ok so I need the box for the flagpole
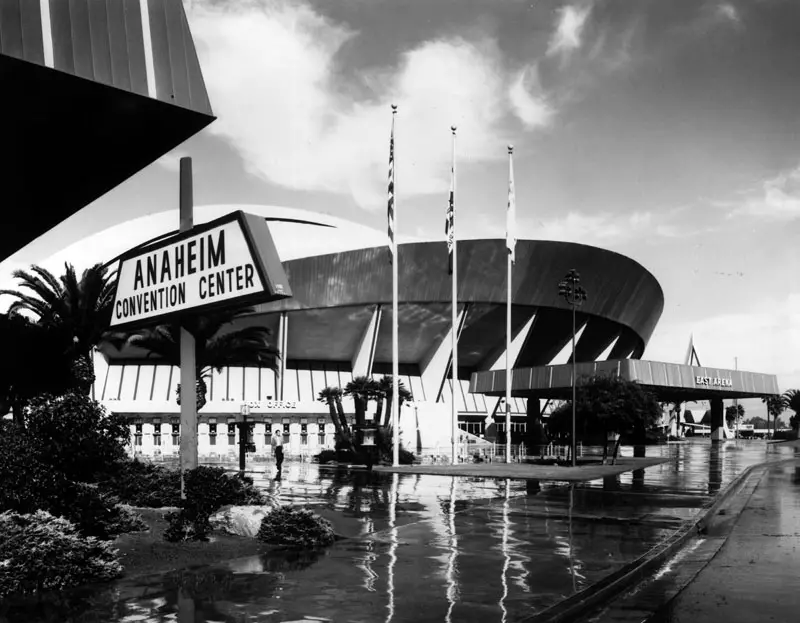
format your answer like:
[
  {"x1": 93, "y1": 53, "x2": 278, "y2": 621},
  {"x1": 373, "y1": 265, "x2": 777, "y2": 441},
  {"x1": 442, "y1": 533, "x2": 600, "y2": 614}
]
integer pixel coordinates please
[
  {"x1": 450, "y1": 126, "x2": 458, "y2": 466},
  {"x1": 505, "y1": 146, "x2": 515, "y2": 464},
  {"x1": 391, "y1": 105, "x2": 400, "y2": 467}
]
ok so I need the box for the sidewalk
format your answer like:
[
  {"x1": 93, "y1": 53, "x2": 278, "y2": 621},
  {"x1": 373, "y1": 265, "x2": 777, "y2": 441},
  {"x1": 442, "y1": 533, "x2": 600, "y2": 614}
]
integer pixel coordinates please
[{"x1": 647, "y1": 458, "x2": 800, "y2": 622}]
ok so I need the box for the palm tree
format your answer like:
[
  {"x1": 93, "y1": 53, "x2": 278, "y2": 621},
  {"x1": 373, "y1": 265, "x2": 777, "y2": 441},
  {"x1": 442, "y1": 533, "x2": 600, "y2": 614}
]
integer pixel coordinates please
[
  {"x1": 108, "y1": 307, "x2": 278, "y2": 409},
  {"x1": 0, "y1": 263, "x2": 115, "y2": 394},
  {"x1": 318, "y1": 387, "x2": 353, "y2": 447},
  {"x1": 781, "y1": 389, "x2": 800, "y2": 438},
  {"x1": 0, "y1": 314, "x2": 74, "y2": 426},
  {"x1": 761, "y1": 395, "x2": 785, "y2": 439},
  {"x1": 376, "y1": 376, "x2": 413, "y2": 427},
  {"x1": 344, "y1": 376, "x2": 379, "y2": 443}
]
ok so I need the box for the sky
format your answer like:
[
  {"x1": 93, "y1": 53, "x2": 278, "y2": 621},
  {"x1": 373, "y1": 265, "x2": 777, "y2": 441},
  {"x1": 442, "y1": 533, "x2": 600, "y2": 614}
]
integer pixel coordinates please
[{"x1": 3, "y1": 0, "x2": 800, "y2": 419}]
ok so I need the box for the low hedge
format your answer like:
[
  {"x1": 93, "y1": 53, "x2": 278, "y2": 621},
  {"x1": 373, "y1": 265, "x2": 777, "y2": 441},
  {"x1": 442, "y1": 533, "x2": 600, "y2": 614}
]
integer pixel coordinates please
[
  {"x1": 0, "y1": 510, "x2": 122, "y2": 598},
  {"x1": 257, "y1": 507, "x2": 335, "y2": 549}
]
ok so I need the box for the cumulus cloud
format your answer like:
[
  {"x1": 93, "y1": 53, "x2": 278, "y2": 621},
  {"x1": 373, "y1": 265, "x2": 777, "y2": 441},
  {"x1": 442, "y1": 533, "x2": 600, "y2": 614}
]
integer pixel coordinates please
[
  {"x1": 186, "y1": 0, "x2": 543, "y2": 210},
  {"x1": 547, "y1": 4, "x2": 593, "y2": 58},
  {"x1": 726, "y1": 164, "x2": 800, "y2": 220}
]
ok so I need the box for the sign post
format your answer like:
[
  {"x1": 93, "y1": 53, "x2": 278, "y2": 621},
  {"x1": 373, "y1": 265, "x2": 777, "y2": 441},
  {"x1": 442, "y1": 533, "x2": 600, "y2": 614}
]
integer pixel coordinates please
[
  {"x1": 239, "y1": 403, "x2": 250, "y2": 476},
  {"x1": 179, "y1": 158, "x2": 197, "y2": 499},
  {"x1": 109, "y1": 161, "x2": 293, "y2": 498}
]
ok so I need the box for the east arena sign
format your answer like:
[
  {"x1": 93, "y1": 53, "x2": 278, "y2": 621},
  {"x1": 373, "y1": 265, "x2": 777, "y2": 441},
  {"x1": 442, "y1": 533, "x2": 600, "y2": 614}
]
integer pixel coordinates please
[{"x1": 109, "y1": 211, "x2": 292, "y2": 329}]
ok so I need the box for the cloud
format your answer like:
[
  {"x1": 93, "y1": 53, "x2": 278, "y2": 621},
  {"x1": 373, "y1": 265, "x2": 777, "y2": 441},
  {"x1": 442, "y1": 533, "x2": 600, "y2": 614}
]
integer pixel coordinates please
[
  {"x1": 547, "y1": 4, "x2": 593, "y2": 58},
  {"x1": 724, "y1": 164, "x2": 800, "y2": 221},
  {"x1": 529, "y1": 210, "x2": 684, "y2": 244},
  {"x1": 509, "y1": 66, "x2": 555, "y2": 129},
  {"x1": 186, "y1": 0, "x2": 548, "y2": 210},
  {"x1": 154, "y1": 148, "x2": 191, "y2": 172},
  {"x1": 645, "y1": 294, "x2": 800, "y2": 393},
  {"x1": 716, "y1": 3, "x2": 741, "y2": 25}
]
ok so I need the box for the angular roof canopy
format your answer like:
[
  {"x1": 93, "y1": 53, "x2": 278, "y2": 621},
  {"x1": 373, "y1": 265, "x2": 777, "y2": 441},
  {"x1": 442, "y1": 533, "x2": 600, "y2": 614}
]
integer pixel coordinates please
[
  {"x1": 470, "y1": 359, "x2": 781, "y2": 401},
  {"x1": 0, "y1": 0, "x2": 214, "y2": 260}
]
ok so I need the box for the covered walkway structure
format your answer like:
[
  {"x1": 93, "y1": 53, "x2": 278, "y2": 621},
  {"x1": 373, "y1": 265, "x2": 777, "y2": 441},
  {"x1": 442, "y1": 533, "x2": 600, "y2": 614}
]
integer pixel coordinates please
[{"x1": 470, "y1": 359, "x2": 781, "y2": 442}]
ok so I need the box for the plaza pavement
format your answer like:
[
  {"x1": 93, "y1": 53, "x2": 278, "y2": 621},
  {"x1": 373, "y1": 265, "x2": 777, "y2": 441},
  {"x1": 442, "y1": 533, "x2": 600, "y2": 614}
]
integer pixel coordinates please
[{"x1": 373, "y1": 456, "x2": 669, "y2": 481}]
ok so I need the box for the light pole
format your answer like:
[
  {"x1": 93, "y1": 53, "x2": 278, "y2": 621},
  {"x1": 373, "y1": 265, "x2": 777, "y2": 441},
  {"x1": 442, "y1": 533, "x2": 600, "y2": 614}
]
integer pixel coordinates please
[{"x1": 558, "y1": 269, "x2": 587, "y2": 467}]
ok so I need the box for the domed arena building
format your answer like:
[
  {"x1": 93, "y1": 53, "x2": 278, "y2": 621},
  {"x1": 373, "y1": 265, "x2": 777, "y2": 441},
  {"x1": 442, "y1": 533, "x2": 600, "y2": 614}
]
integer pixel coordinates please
[{"x1": 41, "y1": 204, "x2": 669, "y2": 460}]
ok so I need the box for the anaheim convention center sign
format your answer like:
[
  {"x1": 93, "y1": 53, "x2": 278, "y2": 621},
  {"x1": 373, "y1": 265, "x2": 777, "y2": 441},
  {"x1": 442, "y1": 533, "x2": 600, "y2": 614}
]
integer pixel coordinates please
[{"x1": 110, "y1": 211, "x2": 292, "y2": 329}]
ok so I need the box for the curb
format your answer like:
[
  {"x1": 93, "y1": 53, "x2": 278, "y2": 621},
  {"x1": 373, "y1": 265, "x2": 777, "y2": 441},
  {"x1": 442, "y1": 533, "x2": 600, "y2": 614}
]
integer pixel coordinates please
[{"x1": 518, "y1": 457, "x2": 798, "y2": 623}]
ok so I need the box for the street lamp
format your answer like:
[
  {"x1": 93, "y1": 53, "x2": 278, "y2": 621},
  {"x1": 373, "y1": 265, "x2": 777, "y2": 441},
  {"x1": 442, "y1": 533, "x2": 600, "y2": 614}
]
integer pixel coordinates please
[{"x1": 558, "y1": 269, "x2": 588, "y2": 467}]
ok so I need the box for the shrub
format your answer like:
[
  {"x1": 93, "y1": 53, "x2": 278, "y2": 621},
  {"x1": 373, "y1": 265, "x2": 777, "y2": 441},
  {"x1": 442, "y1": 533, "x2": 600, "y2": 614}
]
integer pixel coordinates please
[
  {"x1": 164, "y1": 509, "x2": 212, "y2": 542},
  {"x1": 0, "y1": 429, "x2": 142, "y2": 539},
  {"x1": 375, "y1": 427, "x2": 416, "y2": 465},
  {"x1": 24, "y1": 391, "x2": 130, "y2": 483},
  {"x1": 0, "y1": 510, "x2": 121, "y2": 598},
  {"x1": 100, "y1": 459, "x2": 181, "y2": 508},
  {"x1": 163, "y1": 466, "x2": 267, "y2": 542},
  {"x1": 315, "y1": 449, "x2": 337, "y2": 463},
  {"x1": 257, "y1": 507, "x2": 335, "y2": 549}
]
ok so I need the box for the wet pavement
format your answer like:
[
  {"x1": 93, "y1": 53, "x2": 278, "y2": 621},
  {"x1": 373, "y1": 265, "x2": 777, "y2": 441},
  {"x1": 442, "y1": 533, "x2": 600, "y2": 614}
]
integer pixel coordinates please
[
  {"x1": 2, "y1": 440, "x2": 798, "y2": 623},
  {"x1": 645, "y1": 458, "x2": 800, "y2": 623}
]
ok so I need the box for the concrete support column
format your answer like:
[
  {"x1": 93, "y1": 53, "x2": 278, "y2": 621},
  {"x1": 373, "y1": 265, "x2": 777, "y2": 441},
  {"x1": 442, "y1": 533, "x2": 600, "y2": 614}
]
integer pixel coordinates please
[
  {"x1": 710, "y1": 397, "x2": 725, "y2": 442},
  {"x1": 277, "y1": 312, "x2": 288, "y2": 400}
]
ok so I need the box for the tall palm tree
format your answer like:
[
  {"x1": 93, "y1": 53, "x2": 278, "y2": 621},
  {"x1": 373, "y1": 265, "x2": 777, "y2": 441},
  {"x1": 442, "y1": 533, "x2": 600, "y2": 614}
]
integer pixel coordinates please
[
  {"x1": 761, "y1": 395, "x2": 785, "y2": 439},
  {"x1": 108, "y1": 307, "x2": 278, "y2": 410},
  {"x1": 0, "y1": 263, "x2": 115, "y2": 394},
  {"x1": 317, "y1": 387, "x2": 352, "y2": 447}
]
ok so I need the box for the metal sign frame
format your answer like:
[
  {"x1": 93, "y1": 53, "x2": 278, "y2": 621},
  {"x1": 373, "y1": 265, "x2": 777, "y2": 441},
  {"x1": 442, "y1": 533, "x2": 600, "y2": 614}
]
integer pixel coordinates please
[{"x1": 109, "y1": 210, "x2": 292, "y2": 331}]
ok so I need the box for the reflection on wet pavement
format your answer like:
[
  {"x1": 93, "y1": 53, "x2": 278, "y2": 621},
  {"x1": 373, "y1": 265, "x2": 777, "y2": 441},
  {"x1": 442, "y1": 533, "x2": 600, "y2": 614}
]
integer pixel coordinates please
[{"x1": 2, "y1": 440, "x2": 796, "y2": 623}]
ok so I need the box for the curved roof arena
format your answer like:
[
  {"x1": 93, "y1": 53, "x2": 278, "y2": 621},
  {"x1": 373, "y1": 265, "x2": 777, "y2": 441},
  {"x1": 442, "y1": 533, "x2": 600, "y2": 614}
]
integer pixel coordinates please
[{"x1": 102, "y1": 236, "x2": 664, "y2": 372}]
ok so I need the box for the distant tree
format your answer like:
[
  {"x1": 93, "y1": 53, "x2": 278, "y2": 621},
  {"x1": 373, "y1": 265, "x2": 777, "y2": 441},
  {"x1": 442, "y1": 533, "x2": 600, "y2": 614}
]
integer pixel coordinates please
[
  {"x1": 725, "y1": 404, "x2": 745, "y2": 429},
  {"x1": 743, "y1": 416, "x2": 769, "y2": 429},
  {"x1": 547, "y1": 375, "x2": 661, "y2": 464},
  {"x1": 761, "y1": 396, "x2": 785, "y2": 438}
]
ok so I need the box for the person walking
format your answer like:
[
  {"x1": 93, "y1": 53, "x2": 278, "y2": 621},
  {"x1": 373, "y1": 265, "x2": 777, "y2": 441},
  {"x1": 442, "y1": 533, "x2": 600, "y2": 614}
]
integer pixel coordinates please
[{"x1": 271, "y1": 428, "x2": 284, "y2": 478}]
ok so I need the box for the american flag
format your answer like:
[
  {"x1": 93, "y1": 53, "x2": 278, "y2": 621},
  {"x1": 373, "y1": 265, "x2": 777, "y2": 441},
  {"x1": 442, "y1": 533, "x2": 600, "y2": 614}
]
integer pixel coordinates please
[
  {"x1": 506, "y1": 146, "x2": 516, "y2": 263},
  {"x1": 387, "y1": 110, "x2": 396, "y2": 264},
  {"x1": 445, "y1": 162, "x2": 455, "y2": 275}
]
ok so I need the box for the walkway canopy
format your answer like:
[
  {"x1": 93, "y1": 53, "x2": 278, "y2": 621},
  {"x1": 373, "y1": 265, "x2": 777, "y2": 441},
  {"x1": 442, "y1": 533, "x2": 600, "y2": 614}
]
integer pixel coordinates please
[
  {"x1": 0, "y1": 0, "x2": 214, "y2": 261},
  {"x1": 470, "y1": 359, "x2": 780, "y2": 403}
]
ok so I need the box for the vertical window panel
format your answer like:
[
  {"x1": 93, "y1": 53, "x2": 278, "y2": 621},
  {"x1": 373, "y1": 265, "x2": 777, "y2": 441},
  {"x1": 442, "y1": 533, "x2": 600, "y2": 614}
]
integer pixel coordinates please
[
  {"x1": 296, "y1": 366, "x2": 313, "y2": 402},
  {"x1": 409, "y1": 375, "x2": 426, "y2": 402},
  {"x1": 260, "y1": 367, "x2": 277, "y2": 400},
  {"x1": 210, "y1": 367, "x2": 227, "y2": 402},
  {"x1": 118, "y1": 365, "x2": 139, "y2": 401},
  {"x1": 136, "y1": 365, "x2": 156, "y2": 401},
  {"x1": 243, "y1": 367, "x2": 260, "y2": 402},
  {"x1": 150, "y1": 365, "x2": 172, "y2": 401},
  {"x1": 310, "y1": 363, "x2": 326, "y2": 397},
  {"x1": 283, "y1": 369, "x2": 299, "y2": 402},
  {"x1": 103, "y1": 365, "x2": 123, "y2": 401},
  {"x1": 227, "y1": 367, "x2": 244, "y2": 403}
]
